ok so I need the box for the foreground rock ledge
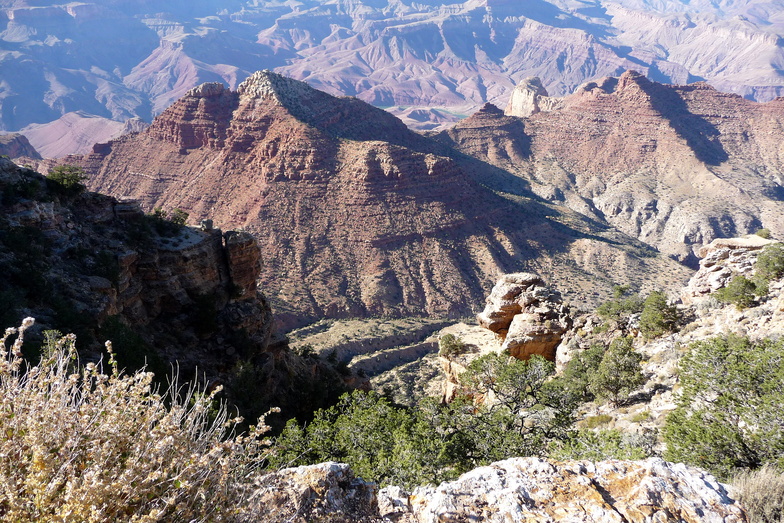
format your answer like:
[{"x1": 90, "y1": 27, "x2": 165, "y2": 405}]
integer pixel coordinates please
[{"x1": 251, "y1": 457, "x2": 745, "y2": 522}]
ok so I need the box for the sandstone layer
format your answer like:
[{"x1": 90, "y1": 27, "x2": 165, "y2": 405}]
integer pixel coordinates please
[
  {"x1": 71, "y1": 72, "x2": 688, "y2": 324},
  {"x1": 441, "y1": 71, "x2": 784, "y2": 266}
]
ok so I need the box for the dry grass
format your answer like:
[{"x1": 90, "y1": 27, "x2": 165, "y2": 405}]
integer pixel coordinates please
[
  {"x1": 733, "y1": 464, "x2": 784, "y2": 523},
  {"x1": 0, "y1": 319, "x2": 274, "y2": 522}
]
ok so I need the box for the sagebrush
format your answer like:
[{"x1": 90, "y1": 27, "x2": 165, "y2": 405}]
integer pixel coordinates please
[
  {"x1": 0, "y1": 318, "x2": 274, "y2": 522},
  {"x1": 733, "y1": 465, "x2": 784, "y2": 523}
]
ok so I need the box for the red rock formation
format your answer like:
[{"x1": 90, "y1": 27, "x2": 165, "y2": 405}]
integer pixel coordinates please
[
  {"x1": 443, "y1": 71, "x2": 784, "y2": 265},
  {"x1": 72, "y1": 72, "x2": 689, "y2": 324}
]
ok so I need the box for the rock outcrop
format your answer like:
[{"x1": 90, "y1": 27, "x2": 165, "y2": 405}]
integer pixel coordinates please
[
  {"x1": 1, "y1": 156, "x2": 367, "y2": 427},
  {"x1": 0, "y1": 133, "x2": 41, "y2": 161},
  {"x1": 396, "y1": 457, "x2": 746, "y2": 523},
  {"x1": 477, "y1": 273, "x2": 571, "y2": 361},
  {"x1": 249, "y1": 458, "x2": 747, "y2": 522},
  {"x1": 504, "y1": 77, "x2": 564, "y2": 118},
  {"x1": 246, "y1": 462, "x2": 378, "y2": 523},
  {"x1": 69, "y1": 72, "x2": 688, "y2": 324},
  {"x1": 683, "y1": 235, "x2": 778, "y2": 302},
  {"x1": 0, "y1": 157, "x2": 272, "y2": 373},
  {"x1": 442, "y1": 70, "x2": 784, "y2": 266}
]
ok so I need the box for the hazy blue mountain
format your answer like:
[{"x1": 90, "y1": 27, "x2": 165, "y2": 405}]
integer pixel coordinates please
[{"x1": 2, "y1": 0, "x2": 783, "y2": 155}]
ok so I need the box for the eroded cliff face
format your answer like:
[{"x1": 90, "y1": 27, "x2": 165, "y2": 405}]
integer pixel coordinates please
[
  {"x1": 71, "y1": 71, "x2": 690, "y2": 325},
  {"x1": 442, "y1": 71, "x2": 784, "y2": 266},
  {"x1": 0, "y1": 157, "x2": 272, "y2": 374},
  {"x1": 0, "y1": 133, "x2": 42, "y2": 161}
]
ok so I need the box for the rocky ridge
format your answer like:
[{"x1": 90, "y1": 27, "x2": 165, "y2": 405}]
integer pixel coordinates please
[
  {"x1": 69, "y1": 71, "x2": 689, "y2": 325},
  {"x1": 441, "y1": 71, "x2": 784, "y2": 266},
  {"x1": 249, "y1": 457, "x2": 746, "y2": 522}
]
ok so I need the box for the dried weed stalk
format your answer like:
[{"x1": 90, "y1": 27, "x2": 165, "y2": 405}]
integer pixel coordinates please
[{"x1": 0, "y1": 318, "x2": 275, "y2": 522}]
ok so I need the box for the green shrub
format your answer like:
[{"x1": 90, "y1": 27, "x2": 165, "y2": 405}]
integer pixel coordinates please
[
  {"x1": 170, "y1": 208, "x2": 189, "y2": 226},
  {"x1": 714, "y1": 275, "x2": 759, "y2": 309},
  {"x1": 663, "y1": 335, "x2": 784, "y2": 479},
  {"x1": 149, "y1": 207, "x2": 187, "y2": 237},
  {"x1": 438, "y1": 333, "x2": 466, "y2": 357},
  {"x1": 551, "y1": 428, "x2": 654, "y2": 461},
  {"x1": 561, "y1": 344, "x2": 605, "y2": 401},
  {"x1": 596, "y1": 285, "x2": 644, "y2": 322},
  {"x1": 0, "y1": 318, "x2": 273, "y2": 521},
  {"x1": 755, "y1": 243, "x2": 784, "y2": 283},
  {"x1": 639, "y1": 290, "x2": 678, "y2": 339},
  {"x1": 269, "y1": 391, "x2": 458, "y2": 488},
  {"x1": 733, "y1": 464, "x2": 784, "y2": 523},
  {"x1": 755, "y1": 228, "x2": 772, "y2": 239},
  {"x1": 272, "y1": 352, "x2": 581, "y2": 487},
  {"x1": 46, "y1": 165, "x2": 86, "y2": 196},
  {"x1": 588, "y1": 337, "x2": 645, "y2": 406},
  {"x1": 583, "y1": 414, "x2": 613, "y2": 428}
]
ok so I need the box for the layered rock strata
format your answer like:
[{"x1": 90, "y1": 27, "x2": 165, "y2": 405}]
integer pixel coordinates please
[
  {"x1": 477, "y1": 273, "x2": 571, "y2": 361},
  {"x1": 72, "y1": 71, "x2": 689, "y2": 323},
  {"x1": 442, "y1": 71, "x2": 784, "y2": 266},
  {"x1": 0, "y1": 157, "x2": 272, "y2": 372},
  {"x1": 683, "y1": 235, "x2": 778, "y2": 302}
]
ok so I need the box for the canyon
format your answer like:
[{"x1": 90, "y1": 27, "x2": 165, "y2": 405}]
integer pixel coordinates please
[
  {"x1": 67, "y1": 70, "x2": 693, "y2": 327},
  {"x1": 3, "y1": 0, "x2": 784, "y2": 155}
]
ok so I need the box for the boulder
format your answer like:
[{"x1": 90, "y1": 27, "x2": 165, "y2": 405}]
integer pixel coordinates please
[
  {"x1": 477, "y1": 273, "x2": 571, "y2": 361},
  {"x1": 245, "y1": 462, "x2": 378, "y2": 522}
]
